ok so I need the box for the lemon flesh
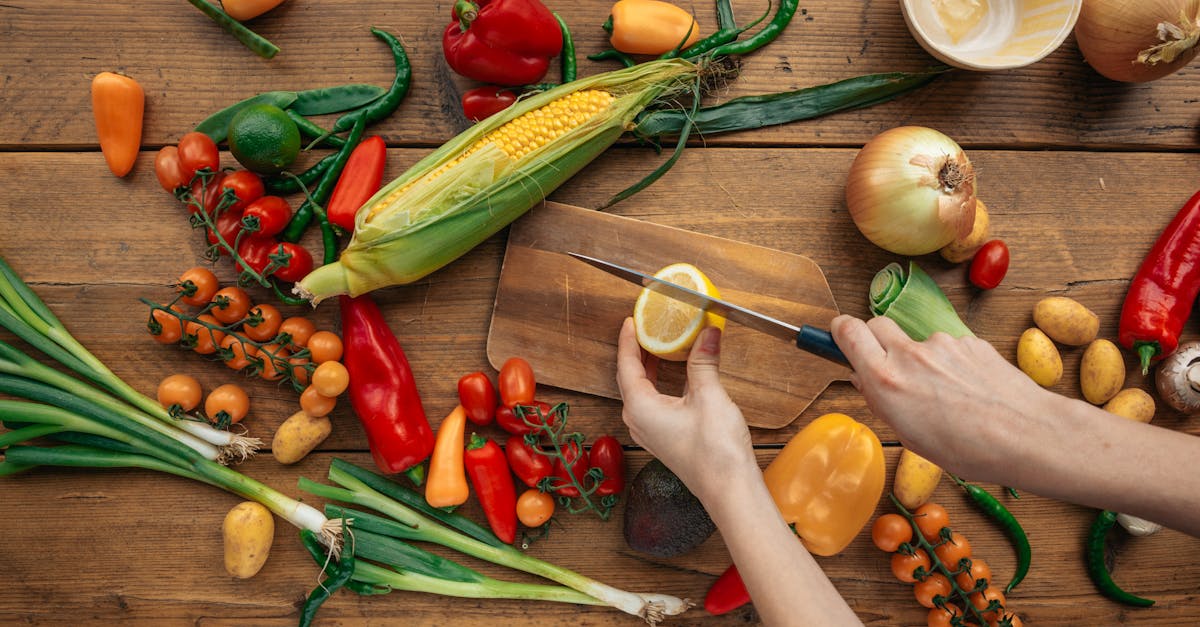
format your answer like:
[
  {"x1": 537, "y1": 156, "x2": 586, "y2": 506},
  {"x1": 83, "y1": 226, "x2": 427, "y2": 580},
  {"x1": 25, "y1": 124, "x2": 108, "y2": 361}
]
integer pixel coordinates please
[{"x1": 633, "y1": 263, "x2": 726, "y2": 361}]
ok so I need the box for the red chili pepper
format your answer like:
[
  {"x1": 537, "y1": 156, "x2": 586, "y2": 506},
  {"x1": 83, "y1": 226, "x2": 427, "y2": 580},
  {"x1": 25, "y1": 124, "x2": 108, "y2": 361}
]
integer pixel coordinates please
[
  {"x1": 1119, "y1": 189, "x2": 1200, "y2": 374},
  {"x1": 588, "y1": 435, "x2": 625, "y2": 496},
  {"x1": 496, "y1": 400, "x2": 555, "y2": 435},
  {"x1": 550, "y1": 438, "x2": 585, "y2": 498},
  {"x1": 464, "y1": 433, "x2": 518, "y2": 544},
  {"x1": 326, "y1": 135, "x2": 386, "y2": 231},
  {"x1": 505, "y1": 434, "x2": 553, "y2": 488},
  {"x1": 442, "y1": 0, "x2": 563, "y2": 86},
  {"x1": 457, "y1": 371, "x2": 497, "y2": 426},
  {"x1": 704, "y1": 563, "x2": 750, "y2": 615},
  {"x1": 339, "y1": 294, "x2": 434, "y2": 482},
  {"x1": 461, "y1": 86, "x2": 518, "y2": 121}
]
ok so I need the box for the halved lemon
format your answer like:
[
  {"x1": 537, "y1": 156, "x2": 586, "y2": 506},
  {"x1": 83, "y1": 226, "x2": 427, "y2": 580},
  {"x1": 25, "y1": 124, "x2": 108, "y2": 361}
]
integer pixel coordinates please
[{"x1": 632, "y1": 262, "x2": 726, "y2": 361}]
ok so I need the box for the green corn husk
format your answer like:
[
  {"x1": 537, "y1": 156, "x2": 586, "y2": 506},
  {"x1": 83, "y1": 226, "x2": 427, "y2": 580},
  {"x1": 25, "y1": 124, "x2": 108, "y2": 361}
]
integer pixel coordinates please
[
  {"x1": 295, "y1": 58, "x2": 702, "y2": 304},
  {"x1": 869, "y1": 262, "x2": 973, "y2": 340}
]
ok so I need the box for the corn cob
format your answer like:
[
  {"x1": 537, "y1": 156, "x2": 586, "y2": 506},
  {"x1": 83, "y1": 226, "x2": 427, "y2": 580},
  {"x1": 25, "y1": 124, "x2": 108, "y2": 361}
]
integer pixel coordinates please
[{"x1": 295, "y1": 58, "x2": 701, "y2": 304}]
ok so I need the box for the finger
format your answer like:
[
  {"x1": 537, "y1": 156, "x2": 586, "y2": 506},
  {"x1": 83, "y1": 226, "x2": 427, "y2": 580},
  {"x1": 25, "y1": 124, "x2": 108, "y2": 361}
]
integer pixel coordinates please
[
  {"x1": 830, "y1": 314, "x2": 886, "y2": 370},
  {"x1": 642, "y1": 351, "x2": 660, "y2": 385},
  {"x1": 865, "y1": 314, "x2": 915, "y2": 350},
  {"x1": 685, "y1": 325, "x2": 724, "y2": 393},
  {"x1": 616, "y1": 317, "x2": 661, "y2": 400}
]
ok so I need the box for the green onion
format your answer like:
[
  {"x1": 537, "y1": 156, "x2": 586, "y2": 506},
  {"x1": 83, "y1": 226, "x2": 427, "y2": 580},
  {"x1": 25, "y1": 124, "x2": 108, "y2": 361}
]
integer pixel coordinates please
[{"x1": 869, "y1": 261, "x2": 973, "y2": 339}]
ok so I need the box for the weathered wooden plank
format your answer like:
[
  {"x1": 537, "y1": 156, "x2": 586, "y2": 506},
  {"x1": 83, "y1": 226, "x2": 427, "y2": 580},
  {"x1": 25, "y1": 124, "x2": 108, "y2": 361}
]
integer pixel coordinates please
[
  {"x1": 1, "y1": 450, "x2": 1196, "y2": 625},
  {"x1": 2, "y1": 1, "x2": 1198, "y2": 150}
]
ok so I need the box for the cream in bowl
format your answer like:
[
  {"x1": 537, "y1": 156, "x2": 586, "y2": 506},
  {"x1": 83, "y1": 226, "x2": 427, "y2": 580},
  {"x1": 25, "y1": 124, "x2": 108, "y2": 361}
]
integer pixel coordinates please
[{"x1": 900, "y1": 0, "x2": 1082, "y2": 70}]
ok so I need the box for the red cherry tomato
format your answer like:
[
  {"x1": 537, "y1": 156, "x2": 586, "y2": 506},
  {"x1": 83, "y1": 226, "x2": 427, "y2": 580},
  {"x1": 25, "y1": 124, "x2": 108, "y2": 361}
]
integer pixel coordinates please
[
  {"x1": 188, "y1": 170, "x2": 226, "y2": 217},
  {"x1": 236, "y1": 236, "x2": 277, "y2": 275},
  {"x1": 219, "y1": 170, "x2": 265, "y2": 213},
  {"x1": 457, "y1": 371, "x2": 497, "y2": 426},
  {"x1": 177, "y1": 131, "x2": 220, "y2": 180},
  {"x1": 271, "y1": 242, "x2": 314, "y2": 283},
  {"x1": 969, "y1": 239, "x2": 1010, "y2": 290},
  {"x1": 206, "y1": 207, "x2": 244, "y2": 247},
  {"x1": 461, "y1": 86, "x2": 518, "y2": 122},
  {"x1": 498, "y1": 357, "x2": 536, "y2": 407},
  {"x1": 550, "y1": 439, "x2": 586, "y2": 498},
  {"x1": 496, "y1": 401, "x2": 555, "y2": 435},
  {"x1": 588, "y1": 435, "x2": 625, "y2": 496},
  {"x1": 241, "y1": 196, "x2": 292, "y2": 238},
  {"x1": 154, "y1": 146, "x2": 188, "y2": 192},
  {"x1": 505, "y1": 435, "x2": 553, "y2": 488}
]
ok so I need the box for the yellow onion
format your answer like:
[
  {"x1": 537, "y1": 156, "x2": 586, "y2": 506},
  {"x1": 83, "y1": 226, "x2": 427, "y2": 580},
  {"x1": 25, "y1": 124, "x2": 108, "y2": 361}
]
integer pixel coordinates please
[
  {"x1": 845, "y1": 126, "x2": 976, "y2": 256},
  {"x1": 1075, "y1": 0, "x2": 1200, "y2": 82}
]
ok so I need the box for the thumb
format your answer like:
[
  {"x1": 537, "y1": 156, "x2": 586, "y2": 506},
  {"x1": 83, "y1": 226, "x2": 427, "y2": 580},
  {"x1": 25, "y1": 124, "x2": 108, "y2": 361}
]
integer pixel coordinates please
[{"x1": 686, "y1": 325, "x2": 723, "y2": 390}]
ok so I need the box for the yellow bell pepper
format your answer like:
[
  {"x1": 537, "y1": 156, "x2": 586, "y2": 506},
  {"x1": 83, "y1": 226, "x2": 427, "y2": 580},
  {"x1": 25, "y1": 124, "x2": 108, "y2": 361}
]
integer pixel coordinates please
[
  {"x1": 609, "y1": 0, "x2": 702, "y2": 56},
  {"x1": 762, "y1": 413, "x2": 885, "y2": 556}
]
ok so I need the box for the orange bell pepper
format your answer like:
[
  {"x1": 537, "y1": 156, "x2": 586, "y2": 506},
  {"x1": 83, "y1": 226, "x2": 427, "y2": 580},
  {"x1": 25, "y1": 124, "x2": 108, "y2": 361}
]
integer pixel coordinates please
[
  {"x1": 222, "y1": 0, "x2": 286, "y2": 21},
  {"x1": 608, "y1": 0, "x2": 701, "y2": 55},
  {"x1": 762, "y1": 412, "x2": 886, "y2": 556},
  {"x1": 424, "y1": 405, "x2": 470, "y2": 508},
  {"x1": 90, "y1": 72, "x2": 144, "y2": 178}
]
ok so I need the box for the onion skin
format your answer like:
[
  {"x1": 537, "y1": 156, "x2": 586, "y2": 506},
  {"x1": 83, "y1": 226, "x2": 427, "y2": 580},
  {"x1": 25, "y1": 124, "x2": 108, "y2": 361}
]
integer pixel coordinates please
[
  {"x1": 846, "y1": 126, "x2": 976, "y2": 256},
  {"x1": 1075, "y1": 0, "x2": 1200, "y2": 82}
]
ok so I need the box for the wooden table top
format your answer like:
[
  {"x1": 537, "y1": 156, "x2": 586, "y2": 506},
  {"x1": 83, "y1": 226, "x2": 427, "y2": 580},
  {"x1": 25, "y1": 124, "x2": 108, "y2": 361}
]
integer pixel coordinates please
[{"x1": 2, "y1": 1, "x2": 1199, "y2": 625}]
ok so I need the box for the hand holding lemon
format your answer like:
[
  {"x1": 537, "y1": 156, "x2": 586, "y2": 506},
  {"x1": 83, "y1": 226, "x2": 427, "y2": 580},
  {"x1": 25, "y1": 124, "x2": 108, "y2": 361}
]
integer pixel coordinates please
[{"x1": 632, "y1": 262, "x2": 726, "y2": 361}]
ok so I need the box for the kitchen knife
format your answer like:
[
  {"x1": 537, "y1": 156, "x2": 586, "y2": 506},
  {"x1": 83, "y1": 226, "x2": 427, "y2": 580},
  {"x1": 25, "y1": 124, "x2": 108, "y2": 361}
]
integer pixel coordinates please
[{"x1": 567, "y1": 252, "x2": 850, "y2": 367}]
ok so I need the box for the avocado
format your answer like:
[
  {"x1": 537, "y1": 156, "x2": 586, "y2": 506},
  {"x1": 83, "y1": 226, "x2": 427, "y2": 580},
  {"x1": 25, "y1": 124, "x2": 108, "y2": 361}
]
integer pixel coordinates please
[{"x1": 623, "y1": 458, "x2": 717, "y2": 557}]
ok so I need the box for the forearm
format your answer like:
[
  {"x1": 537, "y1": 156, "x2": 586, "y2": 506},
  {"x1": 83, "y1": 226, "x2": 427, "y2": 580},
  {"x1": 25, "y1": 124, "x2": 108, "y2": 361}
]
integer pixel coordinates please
[{"x1": 699, "y1": 464, "x2": 863, "y2": 626}]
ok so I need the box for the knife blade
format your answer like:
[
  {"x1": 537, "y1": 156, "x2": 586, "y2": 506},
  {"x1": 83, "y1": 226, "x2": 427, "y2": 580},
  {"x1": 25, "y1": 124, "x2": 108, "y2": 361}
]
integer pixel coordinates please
[{"x1": 567, "y1": 252, "x2": 849, "y2": 367}]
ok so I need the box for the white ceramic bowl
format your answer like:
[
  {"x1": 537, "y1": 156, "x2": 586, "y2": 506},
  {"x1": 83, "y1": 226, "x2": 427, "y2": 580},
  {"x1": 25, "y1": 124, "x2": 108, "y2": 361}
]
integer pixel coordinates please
[{"x1": 900, "y1": 0, "x2": 1082, "y2": 71}]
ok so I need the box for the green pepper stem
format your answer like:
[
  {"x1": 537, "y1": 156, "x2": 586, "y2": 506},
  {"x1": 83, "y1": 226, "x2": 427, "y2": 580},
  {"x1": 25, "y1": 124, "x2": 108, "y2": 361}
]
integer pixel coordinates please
[
  {"x1": 456, "y1": 0, "x2": 479, "y2": 29},
  {"x1": 1136, "y1": 342, "x2": 1160, "y2": 376}
]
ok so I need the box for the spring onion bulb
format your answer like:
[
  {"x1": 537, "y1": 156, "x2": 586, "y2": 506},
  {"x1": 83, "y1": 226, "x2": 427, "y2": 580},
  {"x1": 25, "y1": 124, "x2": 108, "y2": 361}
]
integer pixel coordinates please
[
  {"x1": 1075, "y1": 0, "x2": 1200, "y2": 82},
  {"x1": 869, "y1": 262, "x2": 973, "y2": 340},
  {"x1": 845, "y1": 126, "x2": 976, "y2": 256}
]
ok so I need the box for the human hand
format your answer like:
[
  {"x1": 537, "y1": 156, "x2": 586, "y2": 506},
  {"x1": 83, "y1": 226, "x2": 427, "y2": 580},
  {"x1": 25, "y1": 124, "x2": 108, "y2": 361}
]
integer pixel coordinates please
[{"x1": 615, "y1": 317, "x2": 757, "y2": 503}]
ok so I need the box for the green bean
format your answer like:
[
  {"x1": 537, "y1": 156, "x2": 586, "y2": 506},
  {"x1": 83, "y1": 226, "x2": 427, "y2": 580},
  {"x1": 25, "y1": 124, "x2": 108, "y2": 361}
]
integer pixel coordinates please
[
  {"x1": 291, "y1": 84, "x2": 387, "y2": 116},
  {"x1": 554, "y1": 12, "x2": 577, "y2": 83},
  {"x1": 587, "y1": 48, "x2": 636, "y2": 68},
  {"x1": 185, "y1": 0, "x2": 279, "y2": 59},
  {"x1": 285, "y1": 110, "x2": 347, "y2": 148},
  {"x1": 1086, "y1": 511, "x2": 1155, "y2": 607},
  {"x1": 705, "y1": 0, "x2": 798, "y2": 57},
  {"x1": 950, "y1": 476, "x2": 1031, "y2": 594},
  {"x1": 195, "y1": 91, "x2": 297, "y2": 143},
  {"x1": 263, "y1": 152, "x2": 339, "y2": 195},
  {"x1": 280, "y1": 114, "x2": 366, "y2": 245}
]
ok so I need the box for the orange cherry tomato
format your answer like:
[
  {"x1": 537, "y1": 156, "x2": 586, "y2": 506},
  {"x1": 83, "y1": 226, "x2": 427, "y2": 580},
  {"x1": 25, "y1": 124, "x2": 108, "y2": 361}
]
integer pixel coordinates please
[
  {"x1": 995, "y1": 611, "x2": 1023, "y2": 627},
  {"x1": 243, "y1": 303, "x2": 283, "y2": 342},
  {"x1": 176, "y1": 267, "x2": 220, "y2": 307},
  {"x1": 955, "y1": 558, "x2": 993, "y2": 593},
  {"x1": 891, "y1": 548, "x2": 931, "y2": 584},
  {"x1": 914, "y1": 502, "x2": 951, "y2": 543},
  {"x1": 205, "y1": 383, "x2": 250, "y2": 425},
  {"x1": 927, "y1": 603, "x2": 961, "y2": 627},
  {"x1": 933, "y1": 531, "x2": 973, "y2": 571},
  {"x1": 871, "y1": 513, "x2": 913, "y2": 552},
  {"x1": 220, "y1": 335, "x2": 259, "y2": 371},
  {"x1": 211, "y1": 286, "x2": 251, "y2": 324},
  {"x1": 312, "y1": 361, "x2": 350, "y2": 397},
  {"x1": 149, "y1": 307, "x2": 184, "y2": 344},
  {"x1": 289, "y1": 356, "x2": 312, "y2": 386},
  {"x1": 300, "y1": 385, "x2": 337, "y2": 417},
  {"x1": 914, "y1": 573, "x2": 952, "y2": 609},
  {"x1": 156, "y1": 374, "x2": 202, "y2": 412},
  {"x1": 278, "y1": 316, "x2": 316, "y2": 349},
  {"x1": 258, "y1": 343, "x2": 290, "y2": 381},
  {"x1": 306, "y1": 330, "x2": 344, "y2": 363},
  {"x1": 185, "y1": 314, "x2": 226, "y2": 355},
  {"x1": 969, "y1": 587, "x2": 1007, "y2": 624},
  {"x1": 516, "y1": 489, "x2": 555, "y2": 527}
]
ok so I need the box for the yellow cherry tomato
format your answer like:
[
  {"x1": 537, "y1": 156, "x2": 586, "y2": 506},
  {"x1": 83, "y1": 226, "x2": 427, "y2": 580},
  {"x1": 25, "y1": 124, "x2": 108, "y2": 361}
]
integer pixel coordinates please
[
  {"x1": 311, "y1": 361, "x2": 350, "y2": 397},
  {"x1": 156, "y1": 374, "x2": 202, "y2": 412},
  {"x1": 205, "y1": 383, "x2": 250, "y2": 425}
]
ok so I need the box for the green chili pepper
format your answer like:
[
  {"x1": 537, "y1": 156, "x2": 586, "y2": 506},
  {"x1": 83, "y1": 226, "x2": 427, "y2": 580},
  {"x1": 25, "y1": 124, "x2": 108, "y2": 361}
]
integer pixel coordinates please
[
  {"x1": 329, "y1": 28, "x2": 411, "y2": 133},
  {"x1": 291, "y1": 84, "x2": 387, "y2": 116},
  {"x1": 286, "y1": 110, "x2": 347, "y2": 149},
  {"x1": 950, "y1": 475, "x2": 1031, "y2": 594},
  {"x1": 587, "y1": 48, "x2": 637, "y2": 68},
  {"x1": 554, "y1": 13, "x2": 576, "y2": 83},
  {"x1": 194, "y1": 91, "x2": 297, "y2": 143},
  {"x1": 298, "y1": 529, "x2": 357, "y2": 627},
  {"x1": 280, "y1": 114, "x2": 366, "y2": 246},
  {"x1": 705, "y1": 0, "x2": 798, "y2": 57},
  {"x1": 185, "y1": 0, "x2": 279, "y2": 59},
  {"x1": 1087, "y1": 510, "x2": 1155, "y2": 607},
  {"x1": 681, "y1": 0, "x2": 773, "y2": 58},
  {"x1": 263, "y1": 152, "x2": 339, "y2": 195}
]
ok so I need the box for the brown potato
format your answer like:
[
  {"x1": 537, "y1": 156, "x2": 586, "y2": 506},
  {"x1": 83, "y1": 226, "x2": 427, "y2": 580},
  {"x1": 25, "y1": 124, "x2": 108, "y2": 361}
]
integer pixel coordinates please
[
  {"x1": 272, "y1": 410, "x2": 333, "y2": 465},
  {"x1": 1017, "y1": 327, "x2": 1063, "y2": 387},
  {"x1": 1103, "y1": 388, "x2": 1156, "y2": 423},
  {"x1": 1033, "y1": 296, "x2": 1099, "y2": 346},
  {"x1": 1080, "y1": 339, "x2": 1125, "y2": 405},
  {"x1": 222, "y1": 501, "x2": 274, "y2": 579},
  {"x1": 893, "y1": 448, "x2": 943, "y2": 510},
  {"x1": 939, "y1": 199, "x2": 991, "y2": 263}
]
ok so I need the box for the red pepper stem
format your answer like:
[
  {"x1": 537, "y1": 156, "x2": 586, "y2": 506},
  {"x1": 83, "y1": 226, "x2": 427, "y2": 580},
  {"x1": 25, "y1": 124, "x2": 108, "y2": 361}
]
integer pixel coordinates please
[
  {"x1": 403, "y1": 463, "x2": 426, "y2": 486},
  {"x1": 1137, "y1": 343, "x2": 1159, "y2": 376},
  {"x1": 455, "y1": 0, "x2": 479, "y2": 29},
  {"x1": 467, "y1": 432, "x2": 486, "y2": 450}
]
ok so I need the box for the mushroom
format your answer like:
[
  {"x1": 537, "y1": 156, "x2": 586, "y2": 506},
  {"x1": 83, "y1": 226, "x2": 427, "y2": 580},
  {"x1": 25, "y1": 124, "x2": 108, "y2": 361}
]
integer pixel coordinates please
[{"x1": 1154, "y1": 341, "x2": 1200, "y2": 416}]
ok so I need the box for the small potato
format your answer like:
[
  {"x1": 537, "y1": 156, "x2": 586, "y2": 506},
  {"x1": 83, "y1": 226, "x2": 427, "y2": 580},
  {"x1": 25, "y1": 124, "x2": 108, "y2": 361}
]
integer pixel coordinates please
[
  {"x1": 1033, "y1": 296, "x2": 1099, "y2": 346},
  {"x1": 223, "y1": 501, "x2": 275, "y2": 579},
  {"x1": 940, "y1": 199, "x2": 991, "y2": 263},
  {"x1": 893, "y1": 448, "x2": 943, "y2": 510},
  {"x1": 1080, "y1": 339, "x2": 1126, "y2": 405},
  {"x1": 272, "y1": 410, "x2": 332, "y2": 465},
  {"x1": 1103, "y1": 388, "x2": 1156, "y2": 423},
  {"x1": 1017, "y1": 327, "x2": 1063, "y2": 387}
]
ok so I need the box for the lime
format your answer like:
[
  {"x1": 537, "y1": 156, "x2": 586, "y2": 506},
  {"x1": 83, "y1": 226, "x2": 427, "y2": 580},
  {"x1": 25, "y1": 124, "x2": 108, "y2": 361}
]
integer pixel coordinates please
[{"x1": 227, "y1": 103, "x2": 301, "y2": 175}]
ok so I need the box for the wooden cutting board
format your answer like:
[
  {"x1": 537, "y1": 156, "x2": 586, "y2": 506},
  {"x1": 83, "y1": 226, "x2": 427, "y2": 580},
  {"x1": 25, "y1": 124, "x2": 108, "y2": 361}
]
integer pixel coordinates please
[{"x1": 486, "y1": 202, "x2": 850, "y2": 429}]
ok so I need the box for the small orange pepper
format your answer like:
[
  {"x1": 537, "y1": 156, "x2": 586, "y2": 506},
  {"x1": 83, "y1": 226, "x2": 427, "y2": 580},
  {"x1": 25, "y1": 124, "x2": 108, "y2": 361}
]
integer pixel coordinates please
[
  {"x1": 90, "y1": 72, "x2": 144, "y2": 177},
  {"x1": 609, "y1": 0, "x2": 701, "y2": 55},
  {"x1": 424, "y1": 405, "x2": 470, "y2": 508},
  {"x1": 221, "y1": 0, "x2": 286, "y2": 21}
]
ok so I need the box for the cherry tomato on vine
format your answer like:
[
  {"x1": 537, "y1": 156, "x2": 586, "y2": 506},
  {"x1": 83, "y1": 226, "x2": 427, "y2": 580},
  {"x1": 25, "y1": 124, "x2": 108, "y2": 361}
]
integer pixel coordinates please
[
  {"x1": 996, "y1": 611, "x2": 1023, "y2": 627},
  {"x1": 236, "y1": 235, "x2": 277, "y2": 276},
  {"x1": 243, "y1": 303, "x2": 283, "y2": 342},
  {"x1": 891, "y1": 548, "x2": 931, "y2": 583},
  {"x1": 220, "y1": 335, "x2": 258, "y2": 371},
  {"x1": 176, "y1": 266, "x2": 220, "y2": 307},
  {"x1": 914, "y1": 572, "x2": 952, "y2": 609},
  {"x1": 205, "y1": 383, "x2": 250, "y2": 425},
  {"x1": 516, "y1": 488, "x2": 555, "y2": 527},
  {"x1": 496, "y1": 401, "x2": 555, "y2": 435},
  {"x1": 969, "y1": 239, "x2": 1010, "y2": 290},
  {"x1": 154, "y1": 146, "x2": 188, "y2": 192},
  {"x1": 206, "y1": 207, "x2": 244, "y2": 248},
  {"x1": 258, "y1": 343, "x2": 290, "y2": 381},
  {"x1": 312, "y1": 361, "x2": 350, "y2": 397},
  {"x1": 927, "y1": 602, "x2": 962, "y2": 627},
  {"x1": 211, "y1": 286, "x2": 252, "y2": 324},
  {"x1": 458, "y1": 371, "x2": 497, "y2": 426},
  {"x1": 461, "y1": 86, "x2": 518, "y2": 121},
  {"x1": 300, "y1": 385, "x2": 337, "y2": 417},
  {"x1": 149, "y1": 307, "x2": 184, "y2": 344},
  {"x1": 969, "y1": 587, "x2": 1007, "y2": 623},
  {"x1": 872, "y1": 513, "x2": 914, "y2": 552},
  {"x1": 550, "y1": 439, "x2": 586, "y2": 498},
  {"x1": 505, "y1": 435, "x2": 553, "y2": 488},
  {"x1": 289, "y1": 356, "x2": 312, "y2": 386},
  {"x1": 933, "y1": 531, "x2": 972, "y2": 571},
  {"x1": 156, "y1": 374, "x2": 202, "y2": 412},
  {"x1": 270, "y1": 242, "x2": 313, "y2": 283},
  {"x1": 185, "y1": 314, "x2": 226, "y2": 355},
  {"x1": 279, "y1": 316, "x2": 316, "y2": 349},
  {"x1": 955, "y1": 558, "x2": 993, "y2": 593},
  {"x1": 189, "y1": 171, "x2": 226, "y2": 217},
  {"x1": 588, "y1": 435, "x2": 625, "y2": 496},
  {"x1": 914, "y1": 502, "x2": 951, "y2": 543},
  {"x1": 219, "y1": 169, "x2": 265, "y2": 213},
  {"x1": 241, "y1": 196, "x2": 291, "y2": 238},
  {"x1": 177, "y1": 132, "x2": 220, "y2": 180},
  {"x1": 306, "y1": 331, "x2": 343, "y2": 363},
  {"x1": 498, "y1": 357, "x2": 536, "y2": 407}
]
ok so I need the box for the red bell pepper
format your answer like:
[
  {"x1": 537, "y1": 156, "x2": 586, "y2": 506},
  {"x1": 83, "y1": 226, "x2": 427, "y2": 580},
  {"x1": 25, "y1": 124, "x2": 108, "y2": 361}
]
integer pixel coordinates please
[
  {"x1": 461, "y1": 86, "x2": 518, "y2": 121},
  {"x1": 442, "y1": 0, "x2": 563, "y2": 86},
  {"x1": 339, "y1": 294, "x2": 434, "y2": 482},
  {"x1": 1119, "y1": 189, "x2": 1200, "y2": 374},
  {"x1": 505, "y1": 434, "x2": 553, "y2": 488},
  {"x1": 705, "y1": 563, "x2": 750, "y2": 615},
  {"x1": 464, "y1": 433, "x2": 518, "y2": 544},
  {"x1": 326, "y1": 135, "x2": 386, "y2": 231}
]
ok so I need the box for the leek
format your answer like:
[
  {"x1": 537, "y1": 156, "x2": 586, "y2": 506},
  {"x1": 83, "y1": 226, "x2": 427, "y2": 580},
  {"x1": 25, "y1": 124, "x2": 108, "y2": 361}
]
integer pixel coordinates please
[{"x1": 869, "y1": 262, "x2": 973, "y2": 339}]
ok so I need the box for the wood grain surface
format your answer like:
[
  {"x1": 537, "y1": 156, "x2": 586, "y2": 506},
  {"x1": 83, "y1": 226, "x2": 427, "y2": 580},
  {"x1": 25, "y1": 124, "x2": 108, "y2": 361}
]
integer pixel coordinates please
[{"x1": 3, "y1": 0, "x2": 1200, "y2": 624}]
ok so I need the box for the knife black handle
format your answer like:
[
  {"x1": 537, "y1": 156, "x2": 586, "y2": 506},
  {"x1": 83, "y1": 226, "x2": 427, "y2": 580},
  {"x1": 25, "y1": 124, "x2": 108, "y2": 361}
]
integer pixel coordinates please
[{"x1": 796, "y1": 325, "x2": 850, "y2": 368}]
